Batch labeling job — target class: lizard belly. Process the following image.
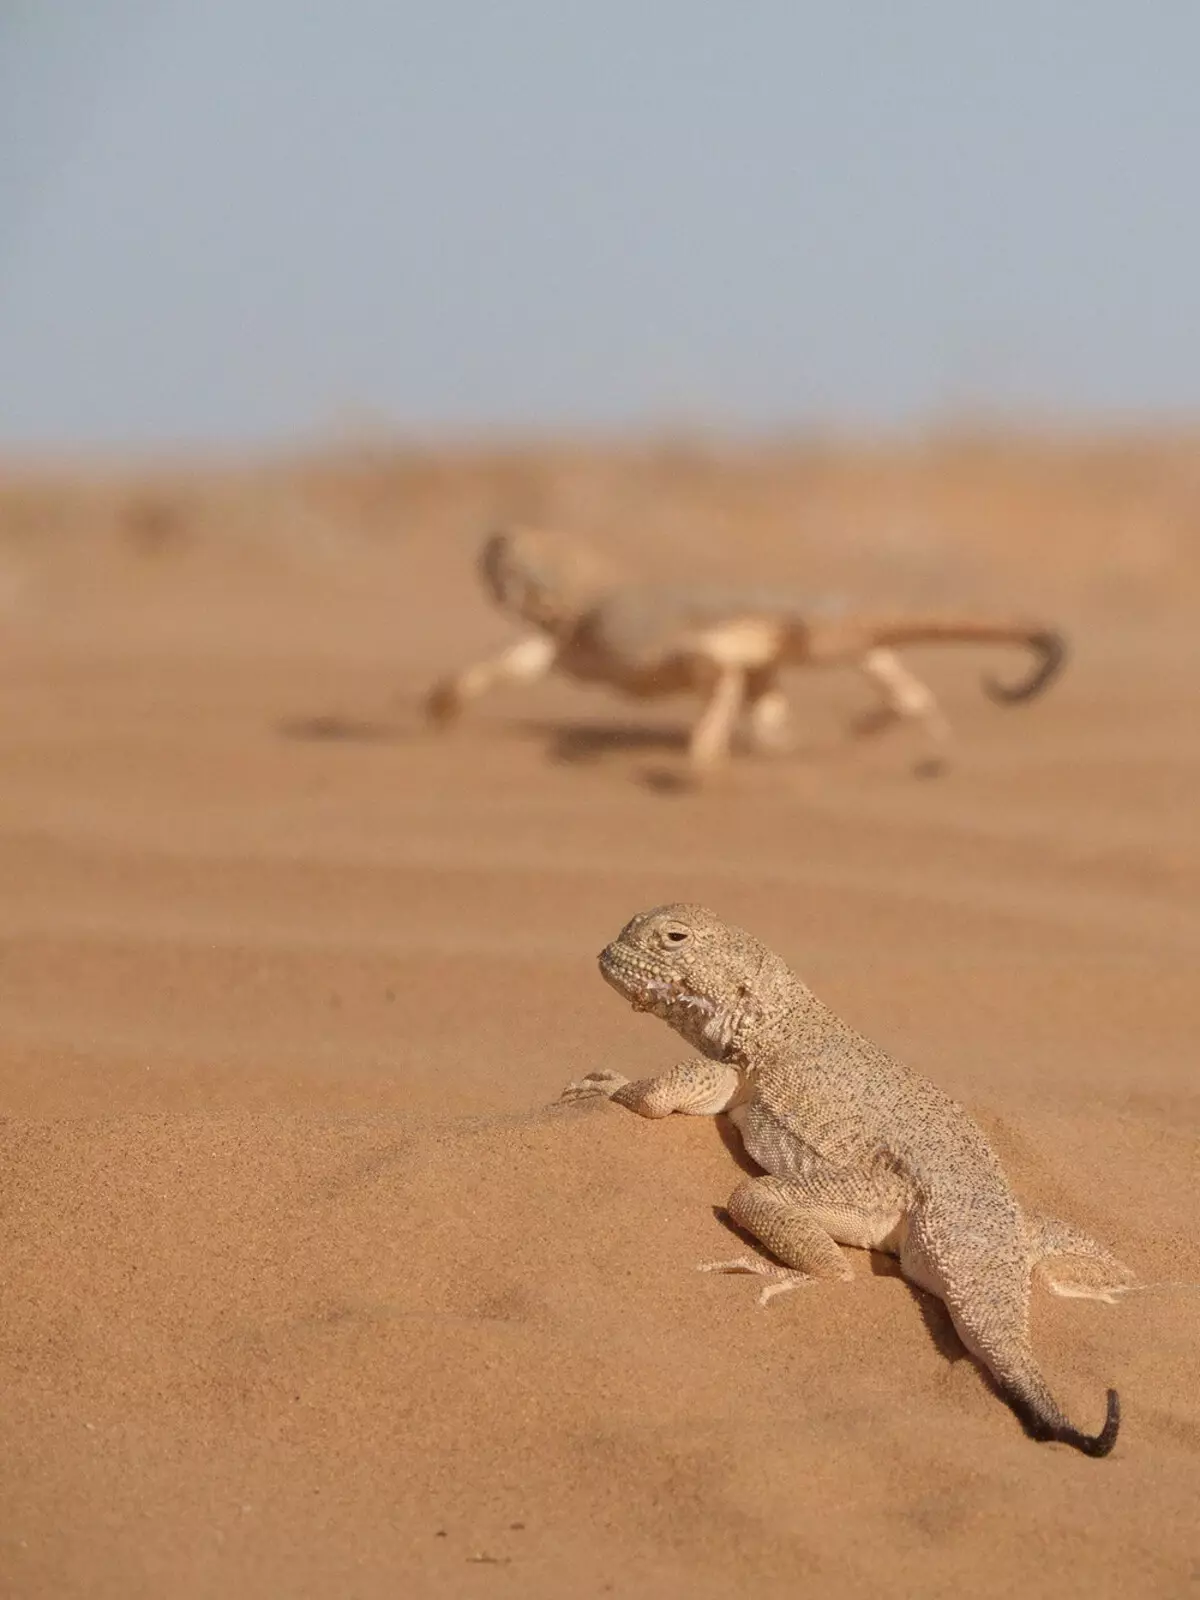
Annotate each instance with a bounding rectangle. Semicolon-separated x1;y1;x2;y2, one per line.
727;1100;827;1180
559;643;690;697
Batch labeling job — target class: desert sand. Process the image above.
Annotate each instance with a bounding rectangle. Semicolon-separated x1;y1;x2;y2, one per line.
1;438;1197;1597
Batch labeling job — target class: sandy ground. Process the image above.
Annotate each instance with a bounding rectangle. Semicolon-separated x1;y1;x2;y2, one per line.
0;440;1197;1597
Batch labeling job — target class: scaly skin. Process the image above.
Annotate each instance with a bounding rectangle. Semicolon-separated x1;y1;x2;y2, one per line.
561;903;1134;1456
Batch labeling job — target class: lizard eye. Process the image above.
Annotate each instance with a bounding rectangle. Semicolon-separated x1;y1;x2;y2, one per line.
664;928;689;944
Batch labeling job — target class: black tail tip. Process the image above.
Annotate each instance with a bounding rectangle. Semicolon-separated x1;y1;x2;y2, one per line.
1073;1388;1121;1459
1012;1386;1121;1457
983;629;1068;705
1045;1388;1121;1459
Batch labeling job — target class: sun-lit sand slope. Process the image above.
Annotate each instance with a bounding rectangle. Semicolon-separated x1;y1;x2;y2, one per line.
1;440;1197;1597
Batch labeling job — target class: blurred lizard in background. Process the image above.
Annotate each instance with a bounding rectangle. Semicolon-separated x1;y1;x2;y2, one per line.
424;526;1067;779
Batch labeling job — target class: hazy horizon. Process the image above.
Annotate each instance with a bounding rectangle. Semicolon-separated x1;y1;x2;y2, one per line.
3;3;1199;452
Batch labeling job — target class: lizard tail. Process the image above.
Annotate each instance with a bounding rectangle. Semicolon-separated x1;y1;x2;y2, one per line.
980;628;1068;705
999;1379;1120;1458
957;1303;1121;1457
911;1202;1119;1457
863;618;1068;705
964;1322;1121;1457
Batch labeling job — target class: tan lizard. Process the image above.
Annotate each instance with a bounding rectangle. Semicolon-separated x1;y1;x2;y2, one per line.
561;903;1134;1455
425;526;1067;777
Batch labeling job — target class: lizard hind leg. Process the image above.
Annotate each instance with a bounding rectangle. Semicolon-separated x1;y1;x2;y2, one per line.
699;1175;856;1306
857;648;951;777
743;667;793;755
1028;1214;1138;1304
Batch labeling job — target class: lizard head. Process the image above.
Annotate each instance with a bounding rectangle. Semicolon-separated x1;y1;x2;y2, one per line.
478;526;615;634
598;903;786;1061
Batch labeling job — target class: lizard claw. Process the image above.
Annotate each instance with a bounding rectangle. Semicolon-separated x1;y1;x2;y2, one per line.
558;1071;631;1104
697;1256;813;1306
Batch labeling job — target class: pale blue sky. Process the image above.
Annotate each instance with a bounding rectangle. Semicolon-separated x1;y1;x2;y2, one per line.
1;3;1197;449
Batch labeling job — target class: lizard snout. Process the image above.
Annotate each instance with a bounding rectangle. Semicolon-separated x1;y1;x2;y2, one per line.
598;942;651;1007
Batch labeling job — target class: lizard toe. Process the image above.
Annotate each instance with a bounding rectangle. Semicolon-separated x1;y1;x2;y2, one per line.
558;1071;630;1103
697;1255;813;1305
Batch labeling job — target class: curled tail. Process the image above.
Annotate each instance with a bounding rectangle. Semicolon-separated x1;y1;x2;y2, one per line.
961;1310;1122;1458
865;617;1068;704
955;1304;1122;1458
905;1199;1119;1457
950;1295;1121;1458
1000;1379;1120;1458
982;628;1067;704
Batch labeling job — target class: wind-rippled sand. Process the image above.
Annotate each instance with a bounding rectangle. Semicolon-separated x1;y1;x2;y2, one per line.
1;441;1197;1597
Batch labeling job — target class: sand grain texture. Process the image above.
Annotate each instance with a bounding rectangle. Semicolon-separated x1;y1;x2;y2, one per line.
1;442;1197;1597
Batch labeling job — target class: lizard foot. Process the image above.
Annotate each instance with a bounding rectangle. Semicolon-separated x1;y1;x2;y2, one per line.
558;1070;631;1104
697;1256;813;1306
423;681;464;727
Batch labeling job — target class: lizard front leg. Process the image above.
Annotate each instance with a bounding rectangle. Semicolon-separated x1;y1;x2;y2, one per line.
425;633;558;725
559;1058;741;1117
687;666;748;777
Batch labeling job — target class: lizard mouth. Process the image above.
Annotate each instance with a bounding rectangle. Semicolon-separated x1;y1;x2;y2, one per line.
636;977;717;1019
598;946;716;1021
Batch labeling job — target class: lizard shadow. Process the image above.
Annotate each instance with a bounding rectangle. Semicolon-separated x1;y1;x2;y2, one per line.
518;717;827;795
276;713;416;744
709;1118;968;1366
516;717;709;796
517;716;687;765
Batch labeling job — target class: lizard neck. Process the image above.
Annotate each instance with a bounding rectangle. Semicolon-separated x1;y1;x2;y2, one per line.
701;959;823;1068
